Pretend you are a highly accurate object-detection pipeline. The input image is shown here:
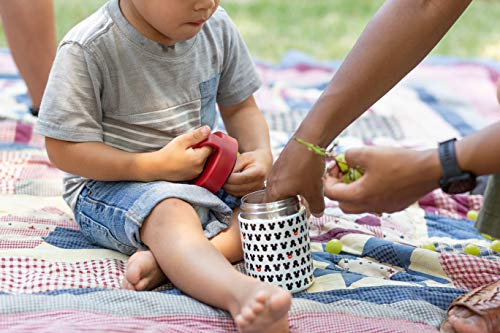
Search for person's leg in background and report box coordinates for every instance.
[0,0,56,115]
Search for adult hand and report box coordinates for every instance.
[264,139,326,217]
[223,149,273,197]
[325,146,441,214]
[146,126,213,182]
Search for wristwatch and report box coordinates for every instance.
[438,138,476,194]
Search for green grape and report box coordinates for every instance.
[325,239,343,254]
[482,233,495,241]
[464,244,481,256]
[421,242,436,251]
[352,169,363,181]
[340,167,364,184]
[342,173,352,184]
[293,137,365,184]
[334,153,349,173]
[491,240,500,253]
[466,210,478,221]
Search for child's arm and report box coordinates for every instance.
[219,96,273,197]
[45,126,212,182]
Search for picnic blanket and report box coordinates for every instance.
[1,49,500,332]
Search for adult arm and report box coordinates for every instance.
[325,121,500,214]
[265,0,472,215]
[0,0,56,109]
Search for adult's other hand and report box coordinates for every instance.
[325,146,441,214]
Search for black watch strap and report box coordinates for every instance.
[438,138,461,179]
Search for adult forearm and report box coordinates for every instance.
[0,0,56,108]
[45,138,154,182]
[418,122,500,191]
[295,0,472,147]
[456,122,500,177]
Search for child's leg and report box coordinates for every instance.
[208,207,244,263]
[128,198,291,333]
[121,207,243,290]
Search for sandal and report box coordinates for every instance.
[440,280,500,333]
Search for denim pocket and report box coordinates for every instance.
[75,183,136,255]
[76,211,135,255]
[199,74,220,129]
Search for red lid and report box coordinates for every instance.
[192,131,238,193]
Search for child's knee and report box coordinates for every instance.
[157,197,191,212]
[143,198,192,230]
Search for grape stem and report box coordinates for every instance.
[294,137,365,183]
[293,137,336,161]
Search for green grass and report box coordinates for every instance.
[1,0,499,62]
[51,0,108,37]
[223,0,500,61]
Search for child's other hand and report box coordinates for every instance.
[148,126,212,181]
[223,149,273,197]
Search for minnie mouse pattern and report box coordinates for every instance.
[239,208,314,293]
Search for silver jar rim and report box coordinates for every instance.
[240,189,301,219]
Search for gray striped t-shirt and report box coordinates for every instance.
[35,0,261,209]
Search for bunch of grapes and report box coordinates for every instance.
[294,137,364,183]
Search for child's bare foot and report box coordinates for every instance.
[120,250,168,291]
[232,282,292,333]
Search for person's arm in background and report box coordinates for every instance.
[265,0,472,216]
[0,0,56,112]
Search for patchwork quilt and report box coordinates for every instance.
[1,49,500,332]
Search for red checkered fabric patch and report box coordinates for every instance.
[0,159,22,187]
[289,312,437,333]
[0,121,44,147]
[0,150,63,195]
[0,257,125,293]
[418,189,483,219]
[0,310,438,333]
[439,252,500,290]
[0,224,49,249]
[0,312,238,333]
[308,214,338,235]
[0,215,77,229]
[0,121,17,142]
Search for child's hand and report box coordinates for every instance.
[147,126,213,181]
[223,149,273,197]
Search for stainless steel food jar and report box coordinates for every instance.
[239,190,314,293]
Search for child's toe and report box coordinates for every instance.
[242,306,256,322]
[251,300,265,314]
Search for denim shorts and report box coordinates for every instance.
[74,180,241,255]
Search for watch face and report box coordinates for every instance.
[445,174,477,194]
